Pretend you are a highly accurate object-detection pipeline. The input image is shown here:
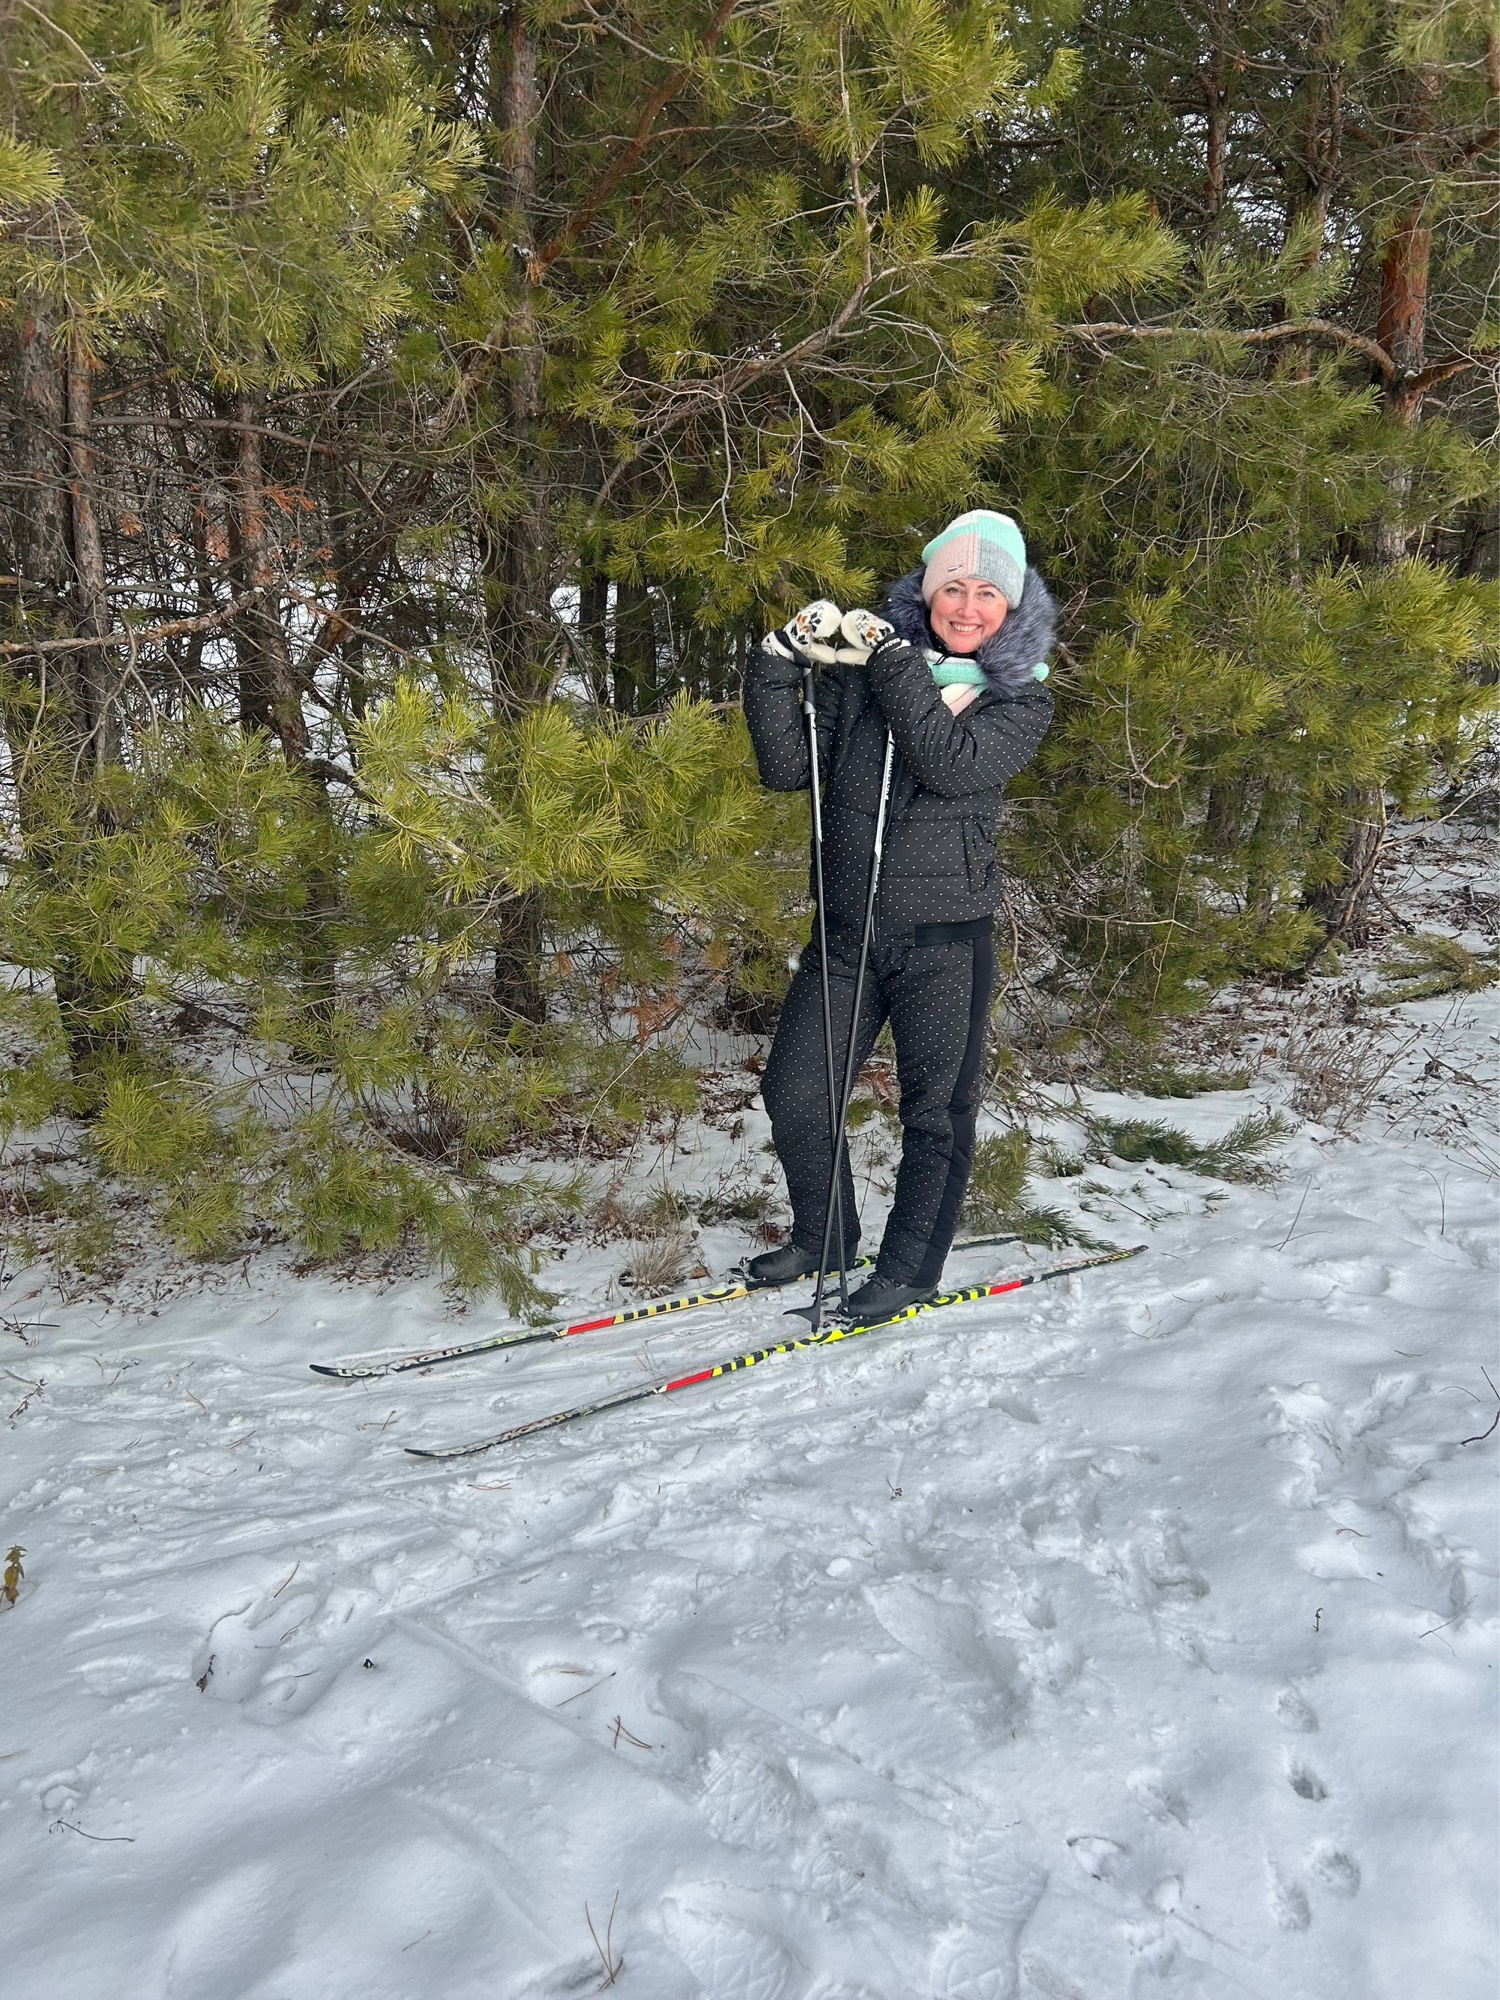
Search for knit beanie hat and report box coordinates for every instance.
[920,509,1027,608]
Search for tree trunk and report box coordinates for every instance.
[612,575,657,714]
[1306,785,1386,948]
[483,6,552,1025]
[8,302,134,1073]
[1201,53,1228,219]
[1310,202,1432,949]
[227,395,311,761]
[65,335,120,768]
[492,893,548,1029]
[577,560,610,703]
[226,396,338,1039]
[1204,777,1243,852]
[481,5,551,713]
[14,300,70,623]
[1373,204,1431,563]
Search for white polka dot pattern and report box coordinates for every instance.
[744,603,1053,1286]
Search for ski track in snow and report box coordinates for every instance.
[1,1050,1496,1995]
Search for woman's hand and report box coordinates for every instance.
[832,608,896,664]
[762,600,843,664]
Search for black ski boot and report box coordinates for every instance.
[835,1273,936,1325]
[743,1243,828,1289]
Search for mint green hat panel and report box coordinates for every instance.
[920,509,1027,606]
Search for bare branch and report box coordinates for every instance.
[1060,317,1400,380]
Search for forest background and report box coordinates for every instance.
[0,0,1494,1307]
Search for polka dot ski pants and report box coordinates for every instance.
[761,928,996,1287]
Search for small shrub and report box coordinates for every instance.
[1194,1112,1291,1180]
[1372,933,1500,1007]
[698,1183,777,1227]
[961,1131,1103,1247]
[634,1186,697,1229]
[962,1131,1030,1226]
[1279,1022,1413,1130]
[1088,1111,1288,1182]
[1100,1055,1251,1097]
[1093,1119,1200,1168]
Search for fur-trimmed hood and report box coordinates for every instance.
[882,564,1058,694]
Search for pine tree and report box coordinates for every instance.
[968,0,1497,1049]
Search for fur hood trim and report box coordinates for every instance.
[882,565,1058,694]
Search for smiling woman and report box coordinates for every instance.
[931,578,1008,656]
[741,509,1058,1325]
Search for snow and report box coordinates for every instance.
[2,943,1496,1994]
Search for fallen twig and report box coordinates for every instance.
[585,1891,624,1990]
[1458,1367,1500,1447]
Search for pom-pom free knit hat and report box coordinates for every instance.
[920,509,1027,608]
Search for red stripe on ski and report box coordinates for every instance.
[664,1365,718,1391]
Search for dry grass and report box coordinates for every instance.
[620,1229,695,1293]
[1279,1020,1420,1131]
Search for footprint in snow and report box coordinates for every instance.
[696,1743,803,1853]
[1127,1770,1191,1828]
[927,1928,1022,2000]
[864,1578,1032,1738]
[1066,1834,1127,1882]
[659,1680,869,1898]
[37,1765,89,1817]
[1286,1761,1328,1802]
[1275,1686,1319,1733]
[993,1390,1041,1425]
[1020,1590,1055,1632]
[1269,1864,1312,1931]
[927,1837,1046,2000]
[661,1898,800,2000]
[1118,1518,1211,1613]
[191,1577,377,1722]
[1308,1844,1361,1897]
[1305,1256,1394,1299]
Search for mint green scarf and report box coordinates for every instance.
[925,650,989,689]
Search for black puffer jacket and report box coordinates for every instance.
[744,566,1057,943]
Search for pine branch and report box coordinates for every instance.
[1060,317,1400,380]
[530,0,739,279]
[1407,351,1500,396]
[441,0,739,431]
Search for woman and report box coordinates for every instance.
[742,509,1056,1323]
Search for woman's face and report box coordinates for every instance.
[930,578,1008,654]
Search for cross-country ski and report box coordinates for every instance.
[309,1233,1023,1379]
[308,1264,870,1380]
[405,1245,1146,1460]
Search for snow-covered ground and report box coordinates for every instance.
[2,857,1496,1998]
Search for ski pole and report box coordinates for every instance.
[802,655,851,1316]
[811,728,896,1333]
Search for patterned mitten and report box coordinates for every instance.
[832,607,896,665]
[762,599,843,664]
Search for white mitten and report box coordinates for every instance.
[833,607,895,665]
[763,599,843,664]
